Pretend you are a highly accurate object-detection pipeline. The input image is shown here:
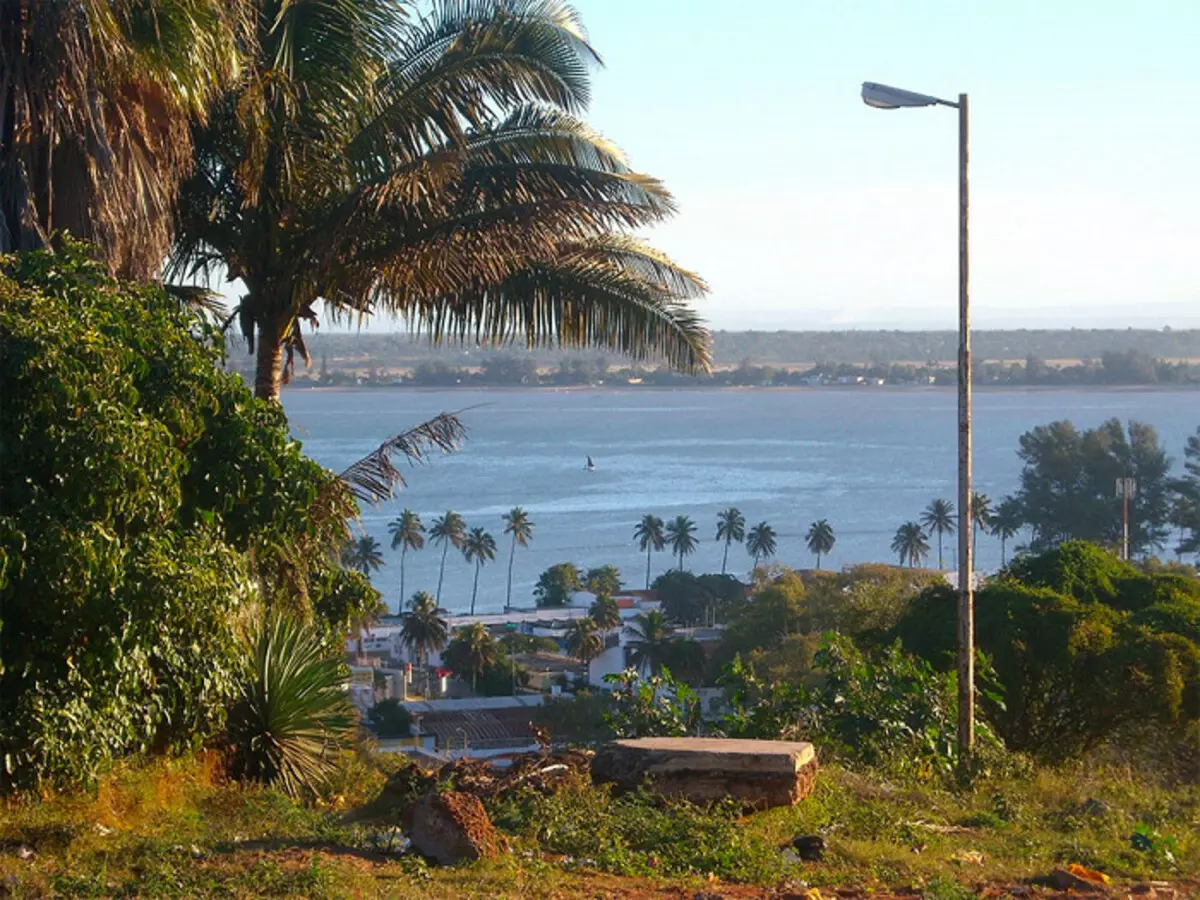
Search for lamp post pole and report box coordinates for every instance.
[861,82,974,764]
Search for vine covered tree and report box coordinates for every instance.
[501,507,534,611]
[892,522,930,568]
[634,514,666,588]
[715,507,746,575]
[805,520,836,569]
[746,522,777,569]
[429,511,467,604]
[665,515,699,571]
[171,0,710,401]
[463,527,498,615]
[399,592,448,698]
[388,510,424,611]
[920,498,956,570]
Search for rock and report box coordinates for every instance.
[792,834,826,861]
[591,737,818,810]
[1048,866,1111,893]
[405,791,504,865]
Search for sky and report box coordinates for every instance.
[327,0,1200,333]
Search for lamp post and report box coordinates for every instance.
[861,81,974,761]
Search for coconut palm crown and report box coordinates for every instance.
[502,506,534,610]
[715,507,745,575]
[388,509,425,611]
[665,515,698,571]
[920,498,956,570]
[805,519,835,569]
[633,514,666,589]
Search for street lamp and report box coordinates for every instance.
[861,81,974,762]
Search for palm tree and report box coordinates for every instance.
[715,507,746,575]
[805,520,836,569]
[665,515,699,571]
[990,498,1023,567]
[443,622,497,693]
[920,499,956,570]
[589,594,622,635]
[172,1,710,402]
[625,610,673,676]
[585,565,622,596]
[387,510,424,612]
[399,592,448,698]
[341,535,385,576]
[634,515,666,589]
[746,522,777,569]
[1,0,248,276]
[564,618,603,682]
[972,492,993,558]
[892,522,930,568]
[429,511,466,605]
[501,507,534,611]
[463,527,498,616]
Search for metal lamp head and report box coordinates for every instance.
[862,81,952,109]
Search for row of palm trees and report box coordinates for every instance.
[633,509,838,586]
[892,494,1025,568]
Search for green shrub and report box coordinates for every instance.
[226,615,356,797]
[365,699,412,738]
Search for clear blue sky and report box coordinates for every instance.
[560,0,1200,330]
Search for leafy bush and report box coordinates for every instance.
[365,699,412,738]
[534,562,583,607]
[602,669,702,738]
[226,615,356,797]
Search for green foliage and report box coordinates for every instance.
[366,699,413,739]
[585,564,622,595]
[798,564,942,641]
[710,571,807,672]
[894,542,1200,760]
[653,570,713,624]
[534,562,583,607]
[0,247,374,791]
[226,615,356,797]
[602,669,702,738]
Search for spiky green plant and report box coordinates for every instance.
[226,615,355,797]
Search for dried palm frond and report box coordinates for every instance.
[337,411,469,505]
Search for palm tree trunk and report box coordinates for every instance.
[1001,537,1007,566]
[471,560,480,615]
[254,313,284,402]
[938,532,944,569]
[437,543,448,603]
[400,546,407,613]
[816,552,822,570]
[645,547,651,589]
[721,540,729,574]
[506,534,516,611]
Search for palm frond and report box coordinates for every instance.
[164,283,227,319]
[337,411,468,505]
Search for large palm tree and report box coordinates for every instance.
[715,507,745,575]
[564,617,602,682]
[633,514,666,589]
[624,609,672,676]
[920,499,956,570]
[990,498,1023,566]
[341,535,385,575]
[892,522,930,569]
[463,527,498,615]
[429,511,467,604]
[746,522,777,569]
[805,520,836,569]
[387,509,425,612]
[501,507,534,611]
[399,591,448,697]
[665,515,698,571]
[589,594,622,635]
[172,0,710,402]
[972,491,993,558]
[443,622,497,693]
[0,0,248,276]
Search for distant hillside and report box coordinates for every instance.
[223,327,1200,375]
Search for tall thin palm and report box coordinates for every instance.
[805,520,836,569]
[990,498,1023,567]
[387,509,424,612]
[892,522,930,568]
[715,507,746,575]
[746,522,777,569]
[172,1,710,402]
[633,514,666,589]
[502,507,534,611]
[972,492,993,558]
[920,499,956,570]
[463,527,498,616]
[624,610,673,676]
[444,622,496,693]
[400,592,448,698]
[341,535,385,575]
[565,618,603,682]
[665,515,699,571]
[429,511,467,604]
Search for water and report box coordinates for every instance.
[282,387,1197,615]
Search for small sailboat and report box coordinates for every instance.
[585,455,596,472]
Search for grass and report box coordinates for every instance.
[0,750,1195,898]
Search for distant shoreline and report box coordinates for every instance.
[280,382,1200,395]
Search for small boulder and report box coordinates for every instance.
[405,791,504,865]
[792,834,826,861]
